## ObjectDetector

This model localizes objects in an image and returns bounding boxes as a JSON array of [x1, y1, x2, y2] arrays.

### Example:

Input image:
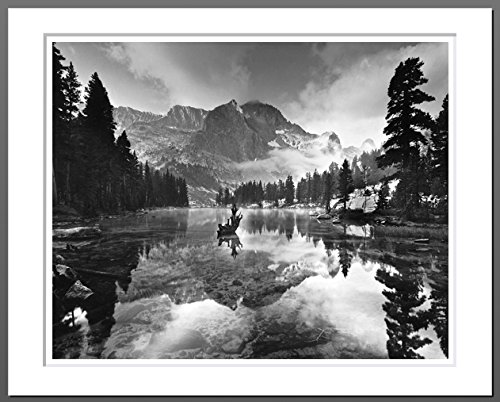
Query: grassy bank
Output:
[[374, 225, 448, 240]]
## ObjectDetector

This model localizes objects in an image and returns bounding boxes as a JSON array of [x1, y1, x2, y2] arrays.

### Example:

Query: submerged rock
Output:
[[55, 254, 65, 264], [221, 337, 246, 354]]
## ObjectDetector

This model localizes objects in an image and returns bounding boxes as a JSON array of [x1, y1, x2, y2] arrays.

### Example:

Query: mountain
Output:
[[162, 105, 207, 131], [361, 138, 377, 153], [193, 100, 269, 162], [343, 139, 377, 160], [112, 100, 376, 204], [113, 106, 164, 133]]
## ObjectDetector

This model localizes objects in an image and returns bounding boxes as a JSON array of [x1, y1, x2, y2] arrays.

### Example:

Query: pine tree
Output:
[[351, 156, 364, 189], [277, 179, 285, 200], [178, 178, 189, 207], [328, 162, 339, 197], [115, 131, 135, 209], [305, 172, 312, 203], [322, 172, 333, 211], [144, 162, 153, 207], [377, 180, 390, 211], [79, 72, 118, 212], [215, 187, 223, 205], [312, 169, 321, 203], [377, 57, 435, 171], [285, 175, 295, 205], [338, 159, 354, 211], [377, 57, 435, 217], [62, 63, 81, 122], [52, 47, 82, 206], [430, 95, 448, 196], [52, 43, 67, 205], [224, 188, 230, 205]]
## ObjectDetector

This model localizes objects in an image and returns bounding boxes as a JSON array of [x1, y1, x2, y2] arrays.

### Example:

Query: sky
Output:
[[56, 41, 448, 147]]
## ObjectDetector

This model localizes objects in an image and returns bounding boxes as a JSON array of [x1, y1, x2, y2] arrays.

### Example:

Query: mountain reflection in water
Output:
[[53, 208, 448, 360]]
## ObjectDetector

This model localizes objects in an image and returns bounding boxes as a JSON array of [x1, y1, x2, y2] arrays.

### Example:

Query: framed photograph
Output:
[[8, 7, 492, 396]]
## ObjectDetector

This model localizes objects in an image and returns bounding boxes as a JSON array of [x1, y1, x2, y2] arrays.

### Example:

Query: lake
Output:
[[53, 208, 448, 360]]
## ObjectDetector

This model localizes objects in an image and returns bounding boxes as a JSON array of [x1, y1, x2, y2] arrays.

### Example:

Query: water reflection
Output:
[[218, 234, 243, 259], [427, 260, 449, 357], [375, 265, 432, 359], [53, 208, 448, 360]]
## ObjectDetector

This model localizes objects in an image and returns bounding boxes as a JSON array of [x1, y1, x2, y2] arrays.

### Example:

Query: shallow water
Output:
[[53, 208, 448, 359]]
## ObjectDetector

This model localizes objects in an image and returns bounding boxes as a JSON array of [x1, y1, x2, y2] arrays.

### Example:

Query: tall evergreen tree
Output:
[[322, 171, 333, 211], [377, 180, 390, 211], [430, 95, 449, 196], [377, 57, 435, 216], [177, 178, 189, 207], [53, 49, 82, 206], [277, 179, 285, 200], [328, 162, 339, 197], [224, 188, 231, 205], [285, 175, 295, 205], [338, 159, 353, 211], [311, 169, 321, 202], [215, 187, 223, 205], [351, 156, 364, 189], [115, 131, 134, 209], [62, 63, 81, 122], [52, 43, 67, 205], [377, 57, 435, 171], [78, 72, 118, 212], [144, 162, 153, 207]]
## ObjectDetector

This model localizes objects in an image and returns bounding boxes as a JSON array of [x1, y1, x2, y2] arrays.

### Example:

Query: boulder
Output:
[[347, 194, 378, 213], [64, 280, 94, 301], [55, 264, 78, 281]]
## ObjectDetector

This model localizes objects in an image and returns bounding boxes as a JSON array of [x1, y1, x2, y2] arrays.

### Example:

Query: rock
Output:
[[55, 254, 65, 264], [53, 226, 102, 240], [164, 329, 206, 352], [232, 279, 243, 286], [347, 194, 378, 213], [414, 238, 430, 244], [221, 337, 245, 354], [55, 264, 78, 281], [316, 213, 332, 220], [64, 280, 94, 301]]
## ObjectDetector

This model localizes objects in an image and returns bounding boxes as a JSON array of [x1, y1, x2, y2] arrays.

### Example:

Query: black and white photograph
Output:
[[51, 40, 449, 360]]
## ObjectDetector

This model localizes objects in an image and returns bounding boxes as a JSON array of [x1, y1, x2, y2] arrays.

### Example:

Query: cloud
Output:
[[101, 42, 253, 110], [235, 146, 347, 183], [283, 43, 448, 146]]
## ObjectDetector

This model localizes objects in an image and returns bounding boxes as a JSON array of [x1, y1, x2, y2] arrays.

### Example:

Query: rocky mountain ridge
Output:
[[112, 100, 376, 204]]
